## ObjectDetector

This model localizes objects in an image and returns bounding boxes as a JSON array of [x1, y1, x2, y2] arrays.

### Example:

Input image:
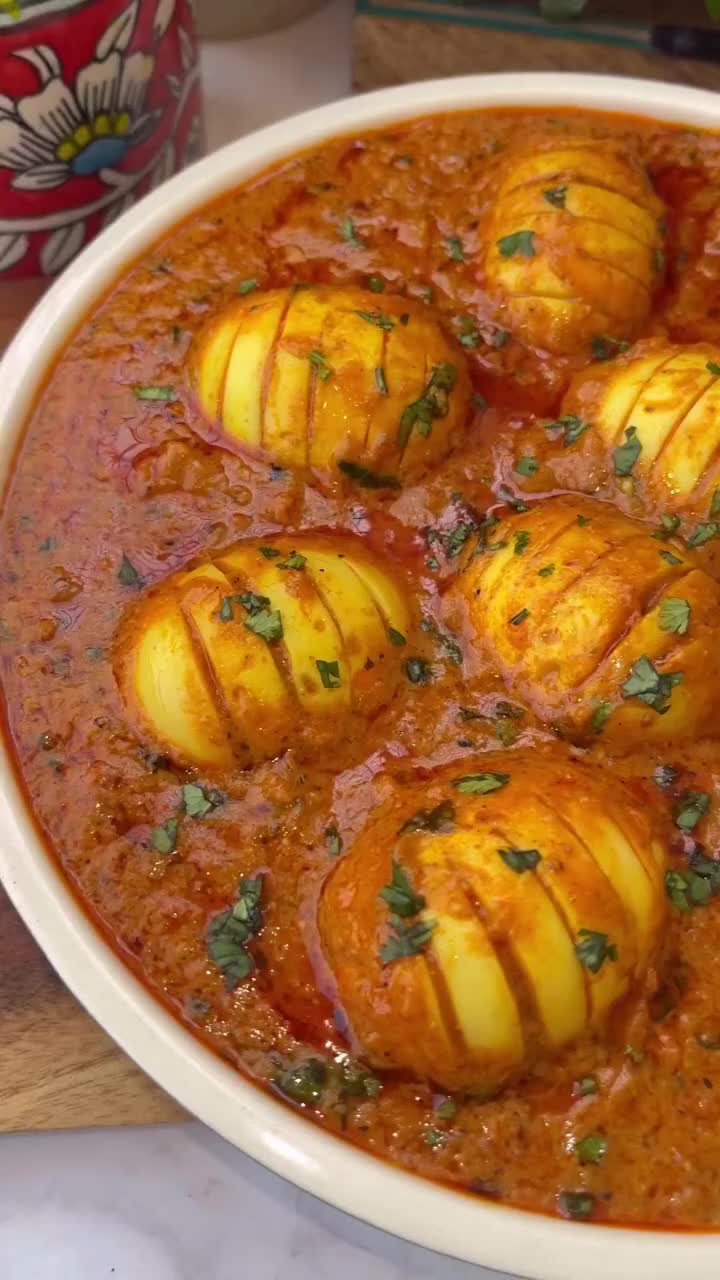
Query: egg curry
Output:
[[6, 107, 720, 1229]]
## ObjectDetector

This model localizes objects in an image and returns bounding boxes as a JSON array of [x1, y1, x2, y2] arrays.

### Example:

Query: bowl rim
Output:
[[2, 71, 720, 1280]]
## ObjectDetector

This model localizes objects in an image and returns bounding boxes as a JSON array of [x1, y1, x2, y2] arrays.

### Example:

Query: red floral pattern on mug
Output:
[[0, 0, 204, 276]]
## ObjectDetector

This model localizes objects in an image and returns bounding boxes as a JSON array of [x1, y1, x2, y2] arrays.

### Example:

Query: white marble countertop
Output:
[[0, 7, 516, 1276]]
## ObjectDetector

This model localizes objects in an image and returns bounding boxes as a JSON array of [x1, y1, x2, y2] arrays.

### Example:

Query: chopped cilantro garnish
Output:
[[309, 349, 332, 381], [446, 235, 465, 262], [513, 530, 530, 555], [397, 363, 457, 449], [574, 1135, 608, 1166], [621, 655, 683, 715], [510, 608, 530, 626], [613, 425, 642, 476], [375, 366, 388, 395], [379, 860, 427, 917], [182, 783, 224, 817], [707, 361, 720, 376], [368, 275, 385, 292], [577, 514, 591, 527], [149, 816, 178, 855], [538, 563, 555, 577], [687, 521, 720, 548], [499, 846, 541, 873], [654, 763, 677, 789], [353, 309, 395, 331], [497, 229, 536, 258], [592, 336, 630, 360], [380, 917, 436, 964], [133, 385, 176, 401], [206, 876, 264, 989], [118, 554, 142, 588], [399, 800, 455, 836], [274, 1057, 327, 1105], [388, 626, 406, 646], [590, 702, 614, 735], [316, 658, 341, 689], [544, 184, 567, 208], [341, 216, 363, 246], [654, 513, 682, 540], [559, 1191, 595, 1221], [659, 549, 684, 566], [658, 597, 690, 635], [515, 456, 539, 477], [259, 545, 281, 558], [673, 790, 710, 832], [545, 414, 590, 447], [245, 607, 283, 643], [575, 1076, 598, 1098], [576, 928, 618, 973], [325, 824, 343, 857], [338, 459, 401, 489], [277, 550, 306, 571], [453, 771, 510, 795], [405, 656, 432, 684], [237, 278, 258, 295]]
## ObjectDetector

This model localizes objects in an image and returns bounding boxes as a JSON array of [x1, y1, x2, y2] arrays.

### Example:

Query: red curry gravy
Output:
[[4, 107, 720, 1227]]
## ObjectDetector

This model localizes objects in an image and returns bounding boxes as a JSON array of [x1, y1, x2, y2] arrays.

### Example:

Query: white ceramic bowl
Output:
[[1, 73, 719, 1280]]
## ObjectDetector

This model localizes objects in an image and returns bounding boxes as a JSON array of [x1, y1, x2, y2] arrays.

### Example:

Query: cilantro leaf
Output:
[[574, 1134, 608, 1166], [118, 554, 143, 588], [277, 550, 306, 571], [515, 456, 539, 476], [206, 876, 264, 989], [613, 425, 642, 476], [380, 916, 436, 964], [687, 521, 720, 548], [353, 309, 395, 331], [245, 607, 283, 643], [397, 363, 457, 449], [446, 235, 465, 262], [337, 459, 401, 489], [673, 790, 710, 832], [497, 230, 536, 258], [149, 816, 178, 855], [621, 655, 683, 715], [544, 184, 567, 208], [545, 414, 590, 447], [316, 658, 341, 689], [399, 800, 455, 836], [453, 771, 510, 795], [575, 928, 618, 973], [559, 1191, 595, 1221], [274, 1057, 327, 1105], [405, 657, 432, 684], [379, 860, 427, 917], [658, 597, 690, 635], [133, 385, 176, 401], [510, 608, 530, 626], [309, 350, 332, 381], [590, 701, 614, 735], [499, 846, 541, 873], [182, 783, 224, 817], [325, 823, 343, 857]]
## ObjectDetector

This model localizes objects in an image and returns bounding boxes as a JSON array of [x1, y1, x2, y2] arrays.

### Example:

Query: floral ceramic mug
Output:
[[0, 0, 203, 276]]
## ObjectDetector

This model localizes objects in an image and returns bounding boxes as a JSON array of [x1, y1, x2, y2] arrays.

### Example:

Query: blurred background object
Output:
[[0, 0, 203, 278], [354, 0, 720, 91], [196, 0, 329, 39]]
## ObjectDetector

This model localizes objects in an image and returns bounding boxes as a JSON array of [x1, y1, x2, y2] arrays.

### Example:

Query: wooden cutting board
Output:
[[3, 7, 720, 1133]]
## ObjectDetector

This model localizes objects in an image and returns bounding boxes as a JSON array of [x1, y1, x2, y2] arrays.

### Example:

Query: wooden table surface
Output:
[[3, 5, 720, 1133]]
